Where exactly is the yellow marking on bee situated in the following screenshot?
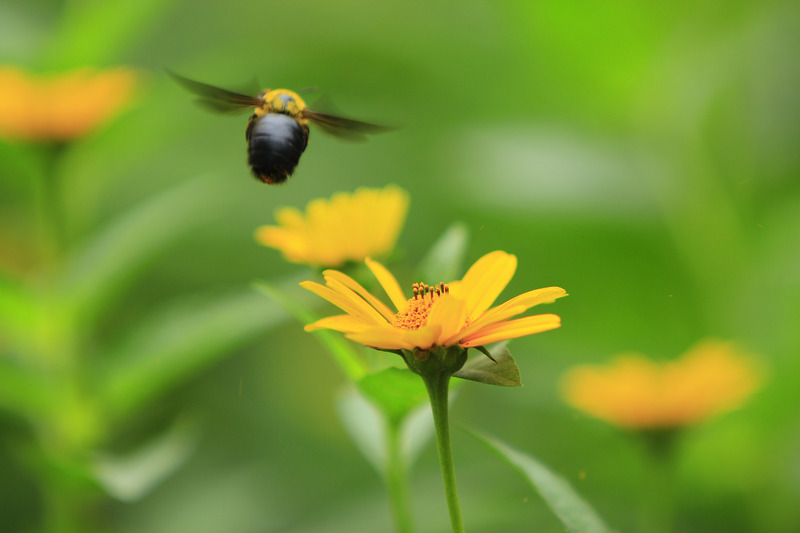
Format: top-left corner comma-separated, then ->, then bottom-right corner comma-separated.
255,89 -> 308,126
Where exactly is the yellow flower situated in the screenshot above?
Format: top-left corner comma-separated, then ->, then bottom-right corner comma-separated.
560,340 -> 764,430
300,250 -> 567,352
0,66 -> 139,142
256,185 -> 409,268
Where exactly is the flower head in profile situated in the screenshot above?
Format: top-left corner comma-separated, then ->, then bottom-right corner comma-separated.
0,66 -> 139,142
300,251 -> 566,354
560,339 -> 764,430
256,185 -> 409,268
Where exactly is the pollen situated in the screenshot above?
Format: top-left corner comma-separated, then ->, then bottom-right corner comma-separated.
392,282 -> 449,330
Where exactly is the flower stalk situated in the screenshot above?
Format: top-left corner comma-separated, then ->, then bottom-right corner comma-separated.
421,369 -> 465,533
402,346 -> 468,533
639,431 -> 677,533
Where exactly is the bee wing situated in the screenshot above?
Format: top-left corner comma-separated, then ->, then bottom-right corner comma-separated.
302,109 -> 392,141
169,71 -> 263,113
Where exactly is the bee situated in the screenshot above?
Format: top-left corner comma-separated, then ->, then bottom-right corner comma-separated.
170,72 -> 388,184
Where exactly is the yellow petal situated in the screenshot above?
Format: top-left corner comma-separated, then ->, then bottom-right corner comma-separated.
346,323 -> 443,351
347,326 -> 417,351
453,251 -> 517,317
322,270 -> 395,321
560,356 -> 661,428
273,206 -> 306,230
406,324 -> 443,351
304,314 -> 373,333
460,313 -> 561,347
299,281 -> 384,325
426,295 -> 468,345
365,257 -> 407,312
460,287 -> 568,340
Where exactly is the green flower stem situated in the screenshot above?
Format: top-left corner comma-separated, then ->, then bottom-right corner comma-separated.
35,142 -> 69,263
638,430 -> 678,533
386,419 -> 415,533
421,371 -> 465,533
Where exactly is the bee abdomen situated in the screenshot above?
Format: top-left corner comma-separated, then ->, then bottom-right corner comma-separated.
248,114 -> 309,184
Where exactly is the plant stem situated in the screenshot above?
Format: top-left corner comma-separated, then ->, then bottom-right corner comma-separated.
638,431 -> 677,533
421,371 -> 465,533
386,419 -> 415,533
34,142 -> 69,266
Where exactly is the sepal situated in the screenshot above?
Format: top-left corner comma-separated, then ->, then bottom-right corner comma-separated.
453,345 -> 521,387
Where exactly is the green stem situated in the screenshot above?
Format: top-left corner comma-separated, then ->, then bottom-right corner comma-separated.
638,430 -> 678,533
34,142 -> 69,267
421,371 -> 465,533
41,477 -> 92,533
386,419 -> 415,533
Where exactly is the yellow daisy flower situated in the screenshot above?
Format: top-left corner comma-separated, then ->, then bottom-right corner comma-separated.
256,185 -> 409,268
300,250 -> 567,352
561,339 -> 764,430
0,66 -> 139,142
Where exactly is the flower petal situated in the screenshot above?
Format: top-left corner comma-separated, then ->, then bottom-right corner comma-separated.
346,323 -> 443,351
365,257 -> 407,312
426,295 -> 468,346
455,287 -> 568,342
322,270 -> 395,322
460,313 -> 561,347
347,326 -> 418,351
452,251 -> 517,317
299,281 -> 384,325
304,314 -> 374,333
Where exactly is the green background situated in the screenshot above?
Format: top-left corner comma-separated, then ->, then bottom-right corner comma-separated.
1,0 -> 799,532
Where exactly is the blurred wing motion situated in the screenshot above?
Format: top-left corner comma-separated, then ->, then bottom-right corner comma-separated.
302,109 -> 393,141
168,71 -> 262,113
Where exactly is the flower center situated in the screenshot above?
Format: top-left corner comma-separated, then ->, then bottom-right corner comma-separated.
392,282 -> 449,330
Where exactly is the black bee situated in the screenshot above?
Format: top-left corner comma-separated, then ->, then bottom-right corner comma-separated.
170,72 -> 388,184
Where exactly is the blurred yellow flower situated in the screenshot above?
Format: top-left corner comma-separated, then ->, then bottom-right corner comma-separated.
256,185 -> 409,268
301,250 -> 567,351
0,66 -> 138,142
561,340 -> 764,429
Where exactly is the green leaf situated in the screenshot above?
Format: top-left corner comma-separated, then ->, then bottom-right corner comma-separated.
92,417 -> 199,502
99,288 -> 285,418
337,384 -> 435,475
0,273 -> 37,351
453,345 -> 522,386
255,279 -> 368,381
416,222 -> 469,282
336,386 -> 387,472
471,431 -> 617,533
62,175 -> 228,328
357,367 -> 428,424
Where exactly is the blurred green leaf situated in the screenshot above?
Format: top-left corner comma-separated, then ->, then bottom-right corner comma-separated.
336,386 -> 386,472
0,273 -> 36,350
93,416 -> 199,502
61,175 -> 226,328
337,383 -> 435,476
357,367 -> 427,424
255,279 -> 368,381
43,0 -> 172,68
0,356 -> 51,417
472,431 -> 617,533
453,344 -> 521,387
99,288 -> 283,418
416,222 -> 469,282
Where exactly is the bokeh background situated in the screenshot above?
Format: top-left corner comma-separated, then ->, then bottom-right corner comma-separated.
1,0 -> 799,532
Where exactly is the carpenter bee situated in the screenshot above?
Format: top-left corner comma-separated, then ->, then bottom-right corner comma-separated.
170,72 -> 388,184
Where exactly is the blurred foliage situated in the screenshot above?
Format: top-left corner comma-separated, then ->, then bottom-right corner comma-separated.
1,0 -> 799,532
